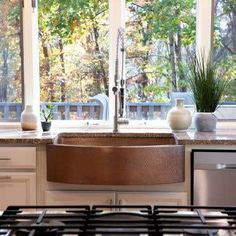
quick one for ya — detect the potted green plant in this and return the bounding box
[188,53,229,132]
[41,104,54,132]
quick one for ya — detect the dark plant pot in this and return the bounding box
[41,121,51,132]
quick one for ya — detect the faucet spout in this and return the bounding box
[113,28,129,133]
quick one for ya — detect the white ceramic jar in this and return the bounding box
[21,105,38,131]
[193,112,217,132]
[167,98,192,132]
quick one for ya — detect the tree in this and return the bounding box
[214,0,236,101]
[38,0,109,102]
[126,0,196,103]
[0,0,21,102]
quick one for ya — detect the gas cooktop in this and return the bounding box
[0,205,236,235]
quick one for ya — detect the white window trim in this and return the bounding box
[196,0,214,58]
[23,0,40,115]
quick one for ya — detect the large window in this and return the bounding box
[126,0,196,120]
[2,0,234,123]
[214,0,236,102]
[38,0,197,121]
[0,0,22,121]
[39,0,109,120]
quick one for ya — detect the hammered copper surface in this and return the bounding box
[56,136,176,146]
[47,144,184,185]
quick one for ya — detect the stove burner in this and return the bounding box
[184,224,218,235]
[15,220,64,236]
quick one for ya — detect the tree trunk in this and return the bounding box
[42,38,51,75]
[175,29,186,91]
[41,38,55,101]
[59,39,66,102]
[138,15,150,99]
[93,25,109,96]
[0,45,9,102]
[169,33,177,91]
[232,8,236,52]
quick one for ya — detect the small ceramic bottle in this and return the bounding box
[21,105,38,131]
[167,98,192,132]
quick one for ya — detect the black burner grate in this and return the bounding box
[0,205,236,235]
[154,205,236,235]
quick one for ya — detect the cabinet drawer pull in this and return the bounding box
[0,176,12,180]
[118,199,123,205]
[0,157,11,161]
[108,199,113,211]
[109,199,113,205]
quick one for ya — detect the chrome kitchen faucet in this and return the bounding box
[112,27,129,133]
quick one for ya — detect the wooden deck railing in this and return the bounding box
[1,101,236,121]
[0,102,171,121]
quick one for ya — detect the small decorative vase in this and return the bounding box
[21,105,38,131]
[41,121,51,132]
[193,112,217,132]
[167,98,192,132]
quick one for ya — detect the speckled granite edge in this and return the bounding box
[174,131,236,145]
[0,129,236,145]
[0,138,54,145]
[177,139,236,145]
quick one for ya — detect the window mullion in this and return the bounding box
[22,0,40,115]
[196,0,214,58]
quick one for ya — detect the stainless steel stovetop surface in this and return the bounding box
[1,205,236,235]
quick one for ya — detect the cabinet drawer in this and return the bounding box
[45,191,115,206]
[0,147,36,169]
[117,192,188,207]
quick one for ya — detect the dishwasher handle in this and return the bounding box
[195,163,236,170]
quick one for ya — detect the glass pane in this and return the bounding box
[39,0,109,120]
[0,0,22,121]
[126,0,196,120]
[214,0,236,103]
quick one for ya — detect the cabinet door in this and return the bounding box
[117,192,187,207]
[0,147,36,169]
[45,191,115,206]
[0,173,36,210]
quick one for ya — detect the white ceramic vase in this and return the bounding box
[21,105,38,131]
[167,98,192,132]
[193,112,217,132]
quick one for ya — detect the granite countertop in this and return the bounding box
[174,131,236,145]
[0,129,57,144]
[0,127,236,145]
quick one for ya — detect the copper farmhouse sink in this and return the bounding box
[47,133,184,185]
[54,132,177,146]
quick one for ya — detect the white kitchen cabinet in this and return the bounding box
[45,191,115,206]
[117,191,187,207]
[0,147,36,210]
[0,172,36,210]
[44,190,187,207]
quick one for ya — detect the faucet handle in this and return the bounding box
[112,86,118,94]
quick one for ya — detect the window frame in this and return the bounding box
[20,0,234,127]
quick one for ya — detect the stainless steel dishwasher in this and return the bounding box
[191,149,236,206]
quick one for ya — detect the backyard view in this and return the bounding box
[0,0,22,120]
[214,0,236,102]
[126,0,196,103]
[0,0,235,121]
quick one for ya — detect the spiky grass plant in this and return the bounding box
[188,54,229,112]
[41,104,55,122]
